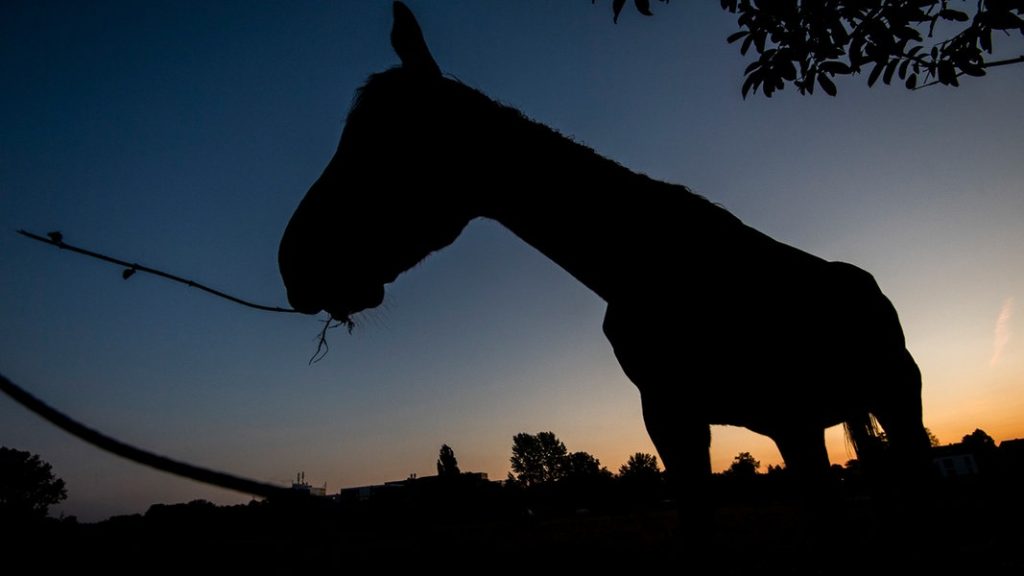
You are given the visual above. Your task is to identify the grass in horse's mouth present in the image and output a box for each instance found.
[310,314,356,364]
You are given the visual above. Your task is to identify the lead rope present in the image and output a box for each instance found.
[0,372,297,500]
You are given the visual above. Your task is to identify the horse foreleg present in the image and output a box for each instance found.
[639,391,712,547]
[773,428,832,489]
[773,428,842,571]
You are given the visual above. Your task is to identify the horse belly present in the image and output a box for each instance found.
[603,275,884,432]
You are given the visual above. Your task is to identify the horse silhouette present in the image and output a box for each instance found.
[279,2,932,493]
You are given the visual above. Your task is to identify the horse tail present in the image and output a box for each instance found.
[845,412,884,471]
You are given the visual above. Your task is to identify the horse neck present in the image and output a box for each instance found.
[471,110,684,303]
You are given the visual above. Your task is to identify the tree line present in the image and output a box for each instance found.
[0,426,1015,525]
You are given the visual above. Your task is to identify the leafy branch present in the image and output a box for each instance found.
[595,0,1024,96]
[595,0,670,23]
[723,0,1024,97]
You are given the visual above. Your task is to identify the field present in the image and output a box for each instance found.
[8,478,1022,573]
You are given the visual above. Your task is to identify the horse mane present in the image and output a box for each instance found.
[344,67,744,248]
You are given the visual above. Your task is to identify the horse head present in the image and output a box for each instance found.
[279,3,478,322]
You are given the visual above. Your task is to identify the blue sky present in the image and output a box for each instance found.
[1,1,1022,521]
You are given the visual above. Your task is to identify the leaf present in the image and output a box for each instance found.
[634,0,653,16]
[613,0,626,23]
[938,60,958,86]
[741,71,759,99]
[894,26,922,41]
[867,60,885,87]
[818,73,837,96]
[960,61,987,77]
[727,30,749,44]
[122,268,136,280]
[741,33,755,55]
[883,59,899,84]
[849,36,865,64]
[819,60,851,75]
[938,9,969,22]
[898,58,910,79]
[980,29,993,53]
[984,11,1024,31]
[46,231,63,243]
[779,59,797,81]
[905,72,918,89]
[753,31,766,53]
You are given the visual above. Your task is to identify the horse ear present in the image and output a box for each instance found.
[391,2,441,77]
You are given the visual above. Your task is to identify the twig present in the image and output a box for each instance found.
[0,372,298,500]
[17,229,300,314]
[912,54,1024,90]
[309,315,355,364]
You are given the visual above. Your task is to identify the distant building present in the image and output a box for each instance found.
[998,438,1024,477]
[931,445,978,478]
[291,472,327,497]
[338,471,492,503]
[930,436,1024,479]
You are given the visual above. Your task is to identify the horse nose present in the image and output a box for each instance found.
[325,283,384,320]
[286,287,324,315]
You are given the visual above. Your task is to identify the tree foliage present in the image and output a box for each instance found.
[618,452,661,479]
[726,451,761,477]
[436,444,461,477]
[509,431,569,486]
[962,428,997,451]
[961,428,999,472]
[0,446,67,522]
[595,0,671,24]
[596,0,1024,96]
[564,451,613,482]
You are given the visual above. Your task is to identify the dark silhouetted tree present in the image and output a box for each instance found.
[926,428,941,447]
[564,451,613,482]
[962,428,999,472]
[594,1,1024,96]
[725,451,761,478]
[962,428,997,450]
[436,444,461,477]
[617,452,663,502]
[0,447,67,522]
[509,431,568,487]
[618,452,661,480]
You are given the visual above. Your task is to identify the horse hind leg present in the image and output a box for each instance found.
[857,350,936,568]
[871,349,932,480]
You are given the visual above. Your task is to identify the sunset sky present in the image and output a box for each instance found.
[1,2,1021,522]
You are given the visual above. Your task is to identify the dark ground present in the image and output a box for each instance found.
[5,477,1022,573]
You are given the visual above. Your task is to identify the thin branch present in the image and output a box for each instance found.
[983,54,1024,68]
[0,372,298,500]
[913,54,1024,89]
[17,229,300,314]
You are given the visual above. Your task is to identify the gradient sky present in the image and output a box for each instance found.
[1,2,1021,522]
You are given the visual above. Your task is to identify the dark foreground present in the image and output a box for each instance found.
[6,478,1022,574]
